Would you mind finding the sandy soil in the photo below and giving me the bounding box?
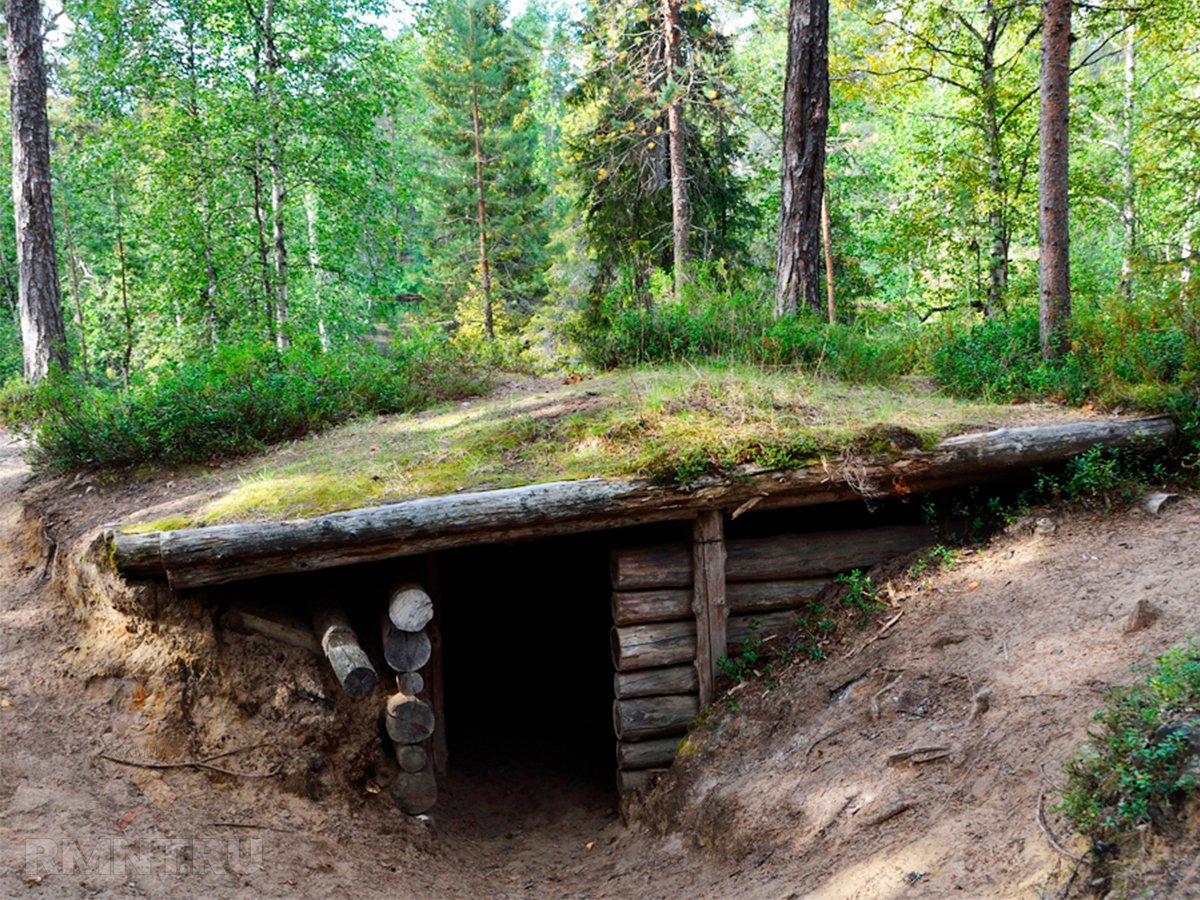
[3,429,1200,898]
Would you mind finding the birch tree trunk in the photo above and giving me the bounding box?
[1038,0,1071,360]
[6,0,68,382]
[662,0,690,299]
[774,0,830,318]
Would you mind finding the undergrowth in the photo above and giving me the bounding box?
[4,335,485,470]
[569,265,914,383]
[1061,642,1200,850]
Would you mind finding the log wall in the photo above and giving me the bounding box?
[610,521,932,792]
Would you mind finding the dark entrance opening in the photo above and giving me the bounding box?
[437,533,617,798]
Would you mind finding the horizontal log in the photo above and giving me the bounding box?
[222,605,321,654]
[395,743,428,774]
[391,767,437,815]
[611,525,932,590]
[617,737,680,769]
[612,610,801,671]
[617,767,667,795]
[388,585,433,632]
[385,693,435,744]
[383,617,432,673]
[612,578,831,625]
[612,588,691,626]
[312,605,378,700]
[613,695,699,741]
[397,671,425,696]
[110,416,1175,588]
[615,665,698,699]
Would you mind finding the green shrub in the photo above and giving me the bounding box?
[569,263,913,383]
[1061,642,1200,848]
[16,335,485,471]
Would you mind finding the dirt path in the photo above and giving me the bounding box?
[4,427,1200,898]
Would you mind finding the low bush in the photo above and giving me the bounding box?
[13,332,485,470]
[1061,642,1200,849]
[569,264,914,384]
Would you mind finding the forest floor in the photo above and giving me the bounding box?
[4,407,1200,897]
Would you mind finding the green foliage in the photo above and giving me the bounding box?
[16,337,484,470]
[1061,643,1200,848]
[566,1,748,297]
[569,265,912,383]
[835,569,879,617]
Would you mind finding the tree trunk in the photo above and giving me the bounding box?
[774,0,830,317]
[263,0,288,352]
[467,10,494,340]
[250,154,276,345]
[59,186,89,382]
[1038,0,1071,360]
[981,5,1008,315]
[112,185,134,390]
[304,189,329,351]
[662,0,690,299]
[821,188,835,323]
[6,0,68,382]
[1119,23,1136,304]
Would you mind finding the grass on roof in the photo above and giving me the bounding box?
[172,363,1073,527]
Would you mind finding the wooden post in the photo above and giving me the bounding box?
[691,510,726,708]
[424,554,449,778]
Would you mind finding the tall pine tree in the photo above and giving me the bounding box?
[417,0,548,340]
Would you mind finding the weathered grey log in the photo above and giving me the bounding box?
[110,531,163,577]
[388,584,434,632]
[110,416,1176,587]
[692,511,726,708]
[617,737,680,769]
[615,665,699,699]
[613,695,699,741]
[385,693,436,744]
[222,605,321,654]
[617,767,667,795]
[612,578,832,625]
[311,604,378,700]
[395,743,428,774]
[611,610,800,671]
[391,767,437,815]
[397,672,424,695]
[612,525,933,590]
[382,615,432,673]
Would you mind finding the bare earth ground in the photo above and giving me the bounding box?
[3,429,1200,898]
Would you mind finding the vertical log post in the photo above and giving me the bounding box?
[424,554,449,778]
[691,510,726,708]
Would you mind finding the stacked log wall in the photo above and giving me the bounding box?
[611,522,932,791]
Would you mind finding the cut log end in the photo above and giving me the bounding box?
[391,768,437,815]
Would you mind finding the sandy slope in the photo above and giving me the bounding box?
[3,429,1200,898]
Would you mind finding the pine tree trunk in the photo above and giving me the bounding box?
[774,0,830,318]
[470,74,494,340]
[6,0,68,382]
[662,0,690,299]
[1038,0,1071,360]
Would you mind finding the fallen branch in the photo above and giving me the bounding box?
[208,821,295,833]
[1036,784,1088,864]
[887,745,951,765]
[848,611,904,659]
[99,745,280,779]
